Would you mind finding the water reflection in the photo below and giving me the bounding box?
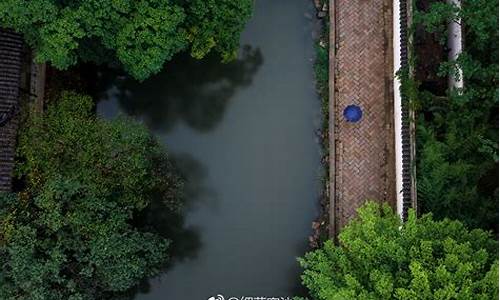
[123,203,201,299]
[139,152,217,264]
[120,154,212,299]
[172,153,218,211]
[116,205,199,300]
[102,46,263,132]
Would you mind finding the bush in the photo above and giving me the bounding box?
[298,202,498,300]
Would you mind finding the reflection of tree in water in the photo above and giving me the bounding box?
[115,153,215,299]
[108,45,263,132]
[116,201,200,299]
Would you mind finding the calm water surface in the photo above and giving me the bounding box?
[98,1,321,299]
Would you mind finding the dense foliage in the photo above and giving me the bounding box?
[0,0,253,80]
[17,91,182,211]
[298,202,499,300]
[0,91,183,299]
[411,0,498,231]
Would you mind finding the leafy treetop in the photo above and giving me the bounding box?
[0,0,253,80]
[411,0,498,232]
[1,91,183,299]
[17,91,183,211]
[297,202,498,300]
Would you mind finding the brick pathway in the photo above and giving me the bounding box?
[329,0,396,235]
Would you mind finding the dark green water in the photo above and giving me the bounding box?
[97,1,321,299]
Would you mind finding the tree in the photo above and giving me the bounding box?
[186,0,254,62]
[0,179,169,300]
[0,0,253,81]
[0,91,183,299]
[297,202,498,300]
[17,91,183,211]
[411,0,498,232]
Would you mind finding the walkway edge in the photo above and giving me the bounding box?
[393,0,404,218]
[394,0,415,219]
[328,0,337,238]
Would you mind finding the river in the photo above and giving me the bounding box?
[97,1,321,299]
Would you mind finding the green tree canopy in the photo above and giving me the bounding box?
[0,0,253,80]
[0,91,183,299]
[17,91,183,211]
[298,202,498,300]
[410,0,498,231]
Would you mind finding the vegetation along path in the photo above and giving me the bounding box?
[329,0,396,235]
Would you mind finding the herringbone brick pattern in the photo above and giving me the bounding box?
[332,0,396,233]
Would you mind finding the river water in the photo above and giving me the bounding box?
[97,1,321,299]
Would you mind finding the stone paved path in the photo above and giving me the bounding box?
[329,0,396,235]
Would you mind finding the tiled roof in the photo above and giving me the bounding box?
[398,0,413,220]
[0,28,23,192]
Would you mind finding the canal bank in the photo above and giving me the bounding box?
[97,1,322,299]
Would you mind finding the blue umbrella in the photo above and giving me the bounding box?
[343,105,363,122]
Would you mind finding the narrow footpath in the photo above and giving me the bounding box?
[329,0,396,235]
